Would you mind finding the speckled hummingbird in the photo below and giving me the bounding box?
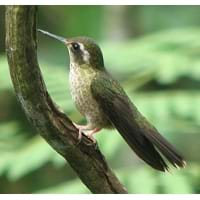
[38,29,186,172]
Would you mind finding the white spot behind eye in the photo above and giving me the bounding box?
[79,43,90,64]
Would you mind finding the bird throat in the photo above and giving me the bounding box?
[69,62,104,125]
[69,62,97,110]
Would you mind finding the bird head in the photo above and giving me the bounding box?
[38,29,104,70]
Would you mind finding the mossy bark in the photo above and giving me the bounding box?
[5,5,127,194]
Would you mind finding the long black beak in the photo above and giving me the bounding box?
[37,29,67,44]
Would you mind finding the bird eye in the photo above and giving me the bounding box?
[72,43,80,51]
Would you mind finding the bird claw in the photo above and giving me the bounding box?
[85,133,96,143]
[75,133,96,146]
[75,131,83,146]
[76,131,96,145]
[73,123,100,145]
[78,129,83,140]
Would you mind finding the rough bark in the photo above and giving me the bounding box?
[5,6,127,194]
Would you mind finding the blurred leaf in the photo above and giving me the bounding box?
[36,178,89,194]
[159,171,193,193]
[0,56,13,90]
[132,91,200,134]
[96,129,122,160]
[6,136,58,181]
[120,168,157,193]
[103,28,200,85]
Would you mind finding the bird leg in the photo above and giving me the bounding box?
[73,123,89,140]
[73,123,101,143]
[84,128,101,143]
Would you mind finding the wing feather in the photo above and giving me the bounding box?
[91,73,186,171]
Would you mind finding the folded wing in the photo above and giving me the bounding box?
[91,73,186,171]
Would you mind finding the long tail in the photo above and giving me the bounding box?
[108,99,186,171]
[143,129,186,170]
[117,123,186,171]
[115,113,186,171]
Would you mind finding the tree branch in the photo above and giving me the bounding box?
[5,5,127,194]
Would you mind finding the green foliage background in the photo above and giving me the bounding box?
[0,5,200,194]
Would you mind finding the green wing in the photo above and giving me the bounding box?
[91,73,185,171]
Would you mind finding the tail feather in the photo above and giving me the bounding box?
[119,124,186,171]
[143,130,186,168]
[121,127,169,171]
[106,100,186,171]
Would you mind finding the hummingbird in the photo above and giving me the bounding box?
[38,29,186,172]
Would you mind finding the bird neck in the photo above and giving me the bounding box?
[70,61,105,74]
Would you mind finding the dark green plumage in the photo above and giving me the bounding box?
[91,72,185,171]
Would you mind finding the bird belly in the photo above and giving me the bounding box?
[69,65,112,129]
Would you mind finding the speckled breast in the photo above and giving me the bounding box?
[69,63,111,128]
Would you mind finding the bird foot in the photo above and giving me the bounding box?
[73,123,101,143]
[73,123,86,141]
